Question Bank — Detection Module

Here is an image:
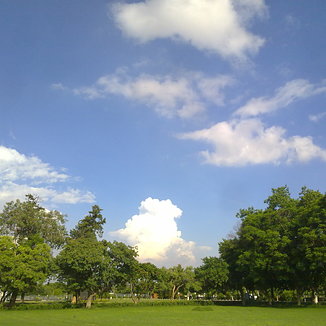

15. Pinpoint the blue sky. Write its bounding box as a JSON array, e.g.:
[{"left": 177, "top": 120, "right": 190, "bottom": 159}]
[{"left": 0, "top": 0, "right": 325, "bottom": 266}]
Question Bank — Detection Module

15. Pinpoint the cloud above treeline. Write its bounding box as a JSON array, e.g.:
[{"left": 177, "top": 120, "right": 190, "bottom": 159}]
[
  {"left": 0, "top": 146, "right": 95, "bottom": 208},
  {"left": 111, "top": 197, "right": 210, "bottom": 266},
  {"left": 112, "top": 0, "right": 267, "bottom": 62}
]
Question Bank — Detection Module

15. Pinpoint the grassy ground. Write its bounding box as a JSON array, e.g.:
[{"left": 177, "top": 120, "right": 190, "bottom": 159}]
[{"left": 1, "top": 305, "right": 325, "bottom": 326}]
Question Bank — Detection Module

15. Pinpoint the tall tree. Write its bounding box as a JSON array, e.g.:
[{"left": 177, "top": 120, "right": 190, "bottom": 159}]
[
  {"left": 56, "top": 205, "right": 109, "bottom": 308},
  {"left": 218, "top": 186, "right": 326, "bottom": 305},
  {"left": 70, "top": 205, "right": 105, "bottom": 240},
  {"left": 287, "top": 188, "right": 326, "bottom": 304},
  {"left": 0, "top": 194, "right": 66, "bottom": 248}
]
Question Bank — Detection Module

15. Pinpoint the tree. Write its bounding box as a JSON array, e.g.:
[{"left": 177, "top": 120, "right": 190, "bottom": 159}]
[
  {"left": 164, "top": 265, "right": 196, "bottom": 299},
  {"left": 129, "top": 262, "right": 160, "bottom": 300},
  {"left": 219, "top": 237, "right": 247, "bottom": 302},
  {"left": 0, "top": 195, "right": 65, "bottom": 306},
  {"left": 56, "top": 237, "right": 112, "bottom": 308},
  {"left": 70, "top": 205, "right": 105, "bottom": 240},
  {"left": 287, "top": 188, "right": 326, "bottom": 304},
  {"left": 0, "top": 236, "right": 52, "bottom": 306},
  {"left": 218, "top": 186, "right": 326, "bottom": 305},
  {"left": 195, "top": 257, "right": 228, "bottom": 298},
  {"left": 106, "top": 241, "right": 139, "bottom": 303},
  {"left": 0, "top": 194, "right": 66, "bottom": 248},
  {"left": 56, "top": 205, "right": 109, "bottom": 308}
]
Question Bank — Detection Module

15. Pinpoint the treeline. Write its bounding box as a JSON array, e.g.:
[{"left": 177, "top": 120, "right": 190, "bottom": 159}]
[{"left": 0, "top": 187, "right": 325, "bottom": 308}]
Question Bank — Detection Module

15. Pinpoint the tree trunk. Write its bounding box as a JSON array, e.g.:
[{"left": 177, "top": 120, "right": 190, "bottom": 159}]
[
  {"left": 8, "top": 291, "right": 18, "bottom": 308},
  {"left": 130, "top": 283, "right": 139, "bottom": 304},
  {"left": 171, "top": 285, "right": 176, "bottom": 300},
  {"left": 21, "top": 293, "right": 25, "bottom": 303},
  {"left": 296, "top": 289, "right": 303, "bottom": 306},
  {"left": 268, "top": 287, "right": 274, "bottom": 305},
  {"left": 240, "top": 287, "right": 246, "bottom": 306},
  {"left": 171, "top": 285, "right": 182, "bottom": 300},
  {"left": 0, "top": 291, "right": 7, "bottom": 303},
  {"left": 86, "top": 293, "right": 96, "bottom": 309}
]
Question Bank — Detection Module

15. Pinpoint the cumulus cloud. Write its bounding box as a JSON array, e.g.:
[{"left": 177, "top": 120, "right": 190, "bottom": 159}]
[
  {"left": 112, "top": 0, "right": 266, "bottom": 62},
  {"left": 72, "top": 71, "right": 233, "bottom": 119},
  {"left": 0, "top": 146, "right": 95, "bottom": 208},
  {"left": 111, "top": 197, "right": 209, "bottom": 266},
  {"left": 234, "top": 79, "right": 326, "bottom": 117},
  {"left": 179, "top": 118, "right": 326, "bottom": 166}
]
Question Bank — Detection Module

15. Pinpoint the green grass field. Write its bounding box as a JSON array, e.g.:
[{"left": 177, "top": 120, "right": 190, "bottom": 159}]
[{"left": 1, "top": 305, "right": 326, "bottom": 326}]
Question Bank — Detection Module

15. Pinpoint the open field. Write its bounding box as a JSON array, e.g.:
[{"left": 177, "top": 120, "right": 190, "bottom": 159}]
[{"left": 1, "top": 305, "right": 326, "bottom": 326}]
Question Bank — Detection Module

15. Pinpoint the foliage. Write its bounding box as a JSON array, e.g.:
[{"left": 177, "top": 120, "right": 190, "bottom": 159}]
[
  {"left": 195, "top": 257, "right": 228, "bottom": 296},
  {"left": 0, "top": 236, "right": 52, "bottom": 306},
  {"left": 162, "top": 265, "right": 197, "bottom": 299},
  {"left": 70, "top": 205, "right": 105, "bottom": 240},
  {"left": 0, "top": 194, "right": 66, "bottom": 249},
  {"left": 218, "top": 186, "right": 326, "bottom": 305}
]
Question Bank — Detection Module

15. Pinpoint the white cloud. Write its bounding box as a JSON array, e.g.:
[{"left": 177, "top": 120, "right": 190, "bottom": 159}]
[
  {"left": 112, "top": 0, "right": 266, "bottom": 62},
  {"left": 309, "top": 111, "right": 326, "bottom": 122},
  {"left": 51, "top": 83, "right": 68, "bottom": 91},
  {"left": 179, "top": 118, "right": 326, "bottom": 166},
  {"left": 111, "top": 197, "right": 208, "bottom": 266},
  {"left": 72, "top": 71, "right": 233, "bottom": 119},
  {"left": 0, "top": 146, "right": 95, "bottom": 208},
  {"left": 0, "top": 182, "right": 95, "bottom": 208},
  {"left": 0, "top": 146, "right": 68, "bottom": 184},
  {"left": 234, "top": 79, "right": 326, "bottom": 117}
]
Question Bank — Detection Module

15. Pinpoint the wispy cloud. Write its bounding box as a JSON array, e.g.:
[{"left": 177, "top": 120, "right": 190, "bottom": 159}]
[
  {"left": 309, "top": 111, "right": 326, "bottom": 122},
  {"left": 112, "top": 0, "right": 267, "bottom": 62},
  {"left": 0, "top": 146, "right": 95, "bottom": 208},
  {"left": 111, "top": 197, "right": 210, "bottom": 266},
  {"left": 179, "top": 118, "right": 326, "bottom": 166},
  {"left": 234, "top": 79, "right": 326, "bottom": 117},
  {"left": 59, "top": 70, "right": 234, "bottom": 119}
]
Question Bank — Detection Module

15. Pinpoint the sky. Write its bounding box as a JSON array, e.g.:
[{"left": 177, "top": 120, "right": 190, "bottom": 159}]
[{"left": 0, "top": 0, "right": 325, "bottom": 267}]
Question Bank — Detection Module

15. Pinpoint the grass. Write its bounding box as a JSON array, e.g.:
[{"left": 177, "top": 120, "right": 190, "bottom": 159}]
[{"left": 1, "top": 305, "right": 326, "bottom": 326}]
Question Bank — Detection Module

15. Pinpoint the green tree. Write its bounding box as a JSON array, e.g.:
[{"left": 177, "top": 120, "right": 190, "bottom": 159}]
[
  {"left": 0, "top": 194, "right": 66, "bottom": 248},
  {"left": 219, "top": 186, "right": 326, "bottom": 305},
  {"left": 56, "top": 205, "right": 109, "bottom": 308},
  {"left": 130, "top": 262, "right": 160, "bottom": 299},
  {"left": 0, "top": 236, "right": 52, "bottom": 306},
  {"left": 195, "top": 257, "right": 228, "bottom": 298},
  {"left": 219, "top": 237, "right": 247, "bottom": 302},
  {"left": 106, "top": 241, "right": 139, "bottom": 303},
  {"left": 164, "top": 265, "right": 196, "bottom": 299},
  {"left": 56, "top": 237, "right": 112, "bottom": 308},
  {"left": 287, "top": 188, "right": 326, "bottom": 304},
  {"left": 70, "top": 205, "right": 105, "bottom": 240}
]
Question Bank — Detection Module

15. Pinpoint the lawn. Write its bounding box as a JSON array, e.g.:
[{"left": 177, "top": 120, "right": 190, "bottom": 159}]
[{"left": 1, "top": 305, "right": 325, "bottom": 326}]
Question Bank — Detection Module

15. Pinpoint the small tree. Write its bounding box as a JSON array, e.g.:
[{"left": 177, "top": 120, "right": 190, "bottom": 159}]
[{"left": 195, "top": 257, "right": 228, "bottom": 298}]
